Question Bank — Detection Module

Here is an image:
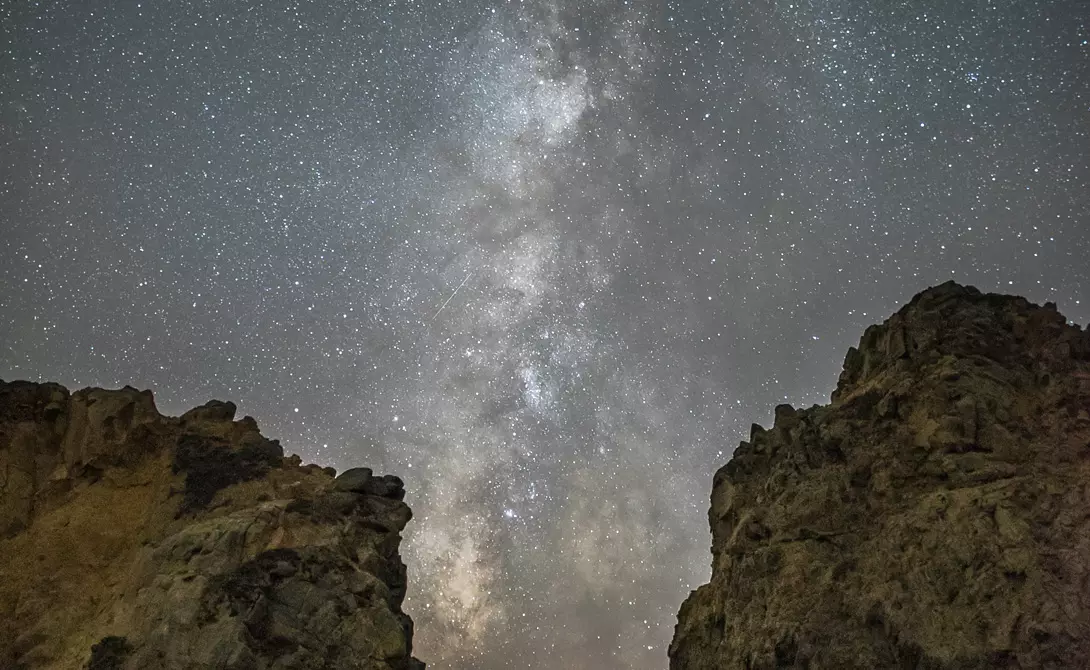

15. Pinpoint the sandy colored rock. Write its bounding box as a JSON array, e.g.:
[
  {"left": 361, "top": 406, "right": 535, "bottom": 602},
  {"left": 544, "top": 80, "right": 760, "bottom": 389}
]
[
  {"left": 0, "top": 381, "right": 423, "bottom": 669},
  {"left": 670, "top": 281, "right": 1090, "bottom": 669}
]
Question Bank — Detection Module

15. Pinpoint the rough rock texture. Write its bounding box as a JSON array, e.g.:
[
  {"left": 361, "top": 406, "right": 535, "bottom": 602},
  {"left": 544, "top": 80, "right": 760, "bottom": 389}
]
[
  {"left": 670, "top": 282, "right": 1090, "bottom": 669},
  {"left": 0, "top": 382, "right": 424, "bottom": 670}
]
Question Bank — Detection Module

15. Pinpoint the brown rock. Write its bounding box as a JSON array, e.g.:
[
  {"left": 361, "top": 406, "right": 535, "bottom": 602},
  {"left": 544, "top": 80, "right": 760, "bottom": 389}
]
[
  {"left": 0, "top": 382, "right": 424, "bottom": 669},
  {"left": 670, "top": 282, "right": 1090, "bottom": 669}
]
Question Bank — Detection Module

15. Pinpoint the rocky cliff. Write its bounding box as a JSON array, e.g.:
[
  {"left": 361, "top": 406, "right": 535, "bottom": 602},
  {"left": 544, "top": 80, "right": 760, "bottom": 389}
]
[
  {"left": 670, "top": 281, "right": 1090, "bottom": 669},
  {"left": 0, "top": 382, "right": 423, "bottom": 670}
]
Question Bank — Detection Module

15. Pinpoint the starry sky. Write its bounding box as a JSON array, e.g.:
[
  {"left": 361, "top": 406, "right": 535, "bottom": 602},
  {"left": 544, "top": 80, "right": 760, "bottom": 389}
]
[{"left": 2, "top": 0, "right": 1088, "bottom": 667}]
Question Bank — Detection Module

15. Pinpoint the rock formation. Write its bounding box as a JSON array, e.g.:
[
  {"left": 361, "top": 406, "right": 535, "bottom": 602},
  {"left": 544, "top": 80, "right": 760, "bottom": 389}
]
[
  {"left": 0, "top": 382, "right": 423, "bottom": 669},
  {"left": 670, "top": 281, "right": 1090, "bottom": 669}
]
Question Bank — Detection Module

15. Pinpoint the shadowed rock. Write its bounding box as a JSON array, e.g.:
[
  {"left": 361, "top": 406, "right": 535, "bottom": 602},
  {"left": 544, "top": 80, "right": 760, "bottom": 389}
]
[{"left": 335, "top": 468, "right": 407, "bottom": 501}]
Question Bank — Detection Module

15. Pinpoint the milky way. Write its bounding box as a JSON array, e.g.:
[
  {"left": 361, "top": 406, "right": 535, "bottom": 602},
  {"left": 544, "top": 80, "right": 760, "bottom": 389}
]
[{"left": 2, "top": 1, "right": 1087, "bottom": 668}]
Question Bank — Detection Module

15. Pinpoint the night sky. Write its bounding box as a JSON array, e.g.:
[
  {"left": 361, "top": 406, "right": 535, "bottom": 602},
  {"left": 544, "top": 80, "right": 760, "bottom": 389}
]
[{"left": 2, "top": 1, "right": 1088, "bottom": 667}]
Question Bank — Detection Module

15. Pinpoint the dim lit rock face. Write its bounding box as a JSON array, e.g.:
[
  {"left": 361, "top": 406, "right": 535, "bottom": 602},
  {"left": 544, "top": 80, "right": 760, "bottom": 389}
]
[
  {"left": 0, "top": 382, "right": 422, "bottom": 670},
  {"left": 671, "top": 282, "right": 1090, "bottom": 669}
]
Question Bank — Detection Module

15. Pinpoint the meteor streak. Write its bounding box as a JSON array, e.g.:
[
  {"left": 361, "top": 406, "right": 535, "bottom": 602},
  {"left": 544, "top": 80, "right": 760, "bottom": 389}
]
[{"left": 430, "top": 272, "right": 473, "bottom": 323}]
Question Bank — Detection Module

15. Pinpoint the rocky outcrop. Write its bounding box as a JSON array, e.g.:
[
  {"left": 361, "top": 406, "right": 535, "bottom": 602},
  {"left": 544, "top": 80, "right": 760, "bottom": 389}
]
[
  {"left": 670, "top": 282, "right": 1090, "bottom": 669},
  {"left": 0, "top": 382, "right": 423, "bottom": 670}
]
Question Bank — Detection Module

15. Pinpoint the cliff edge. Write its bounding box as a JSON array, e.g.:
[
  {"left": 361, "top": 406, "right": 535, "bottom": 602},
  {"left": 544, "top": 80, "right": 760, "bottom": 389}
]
[
  {"left": 670, "top": 281, "right": 1090, "bottom": 669},
  {"left": 0, "top": 382, "right": 423, "bottom": 670}
]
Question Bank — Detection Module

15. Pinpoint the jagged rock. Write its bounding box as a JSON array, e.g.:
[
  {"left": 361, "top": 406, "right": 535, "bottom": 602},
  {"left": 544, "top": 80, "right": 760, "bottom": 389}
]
[
  {"left": 334, "top": 469, "right": 406, "bottom": 501},
  {"left": 180, "top": 399, "right": 238, "bottom": 424},
  {"left": 670, "top": 282, "right": 1090, "bottom": 669},
  {"left": 0, "top": 381, "right": 424, "bottom": 670}
]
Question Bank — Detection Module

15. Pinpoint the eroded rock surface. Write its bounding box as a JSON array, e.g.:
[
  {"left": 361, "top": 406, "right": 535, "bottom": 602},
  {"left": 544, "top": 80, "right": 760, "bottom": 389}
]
[
  {"left": 670, "top": 281, "right": 1090, "bottom": 669},
  {"left": 0, "top": 382, "right": 423, "bottom": 670}
]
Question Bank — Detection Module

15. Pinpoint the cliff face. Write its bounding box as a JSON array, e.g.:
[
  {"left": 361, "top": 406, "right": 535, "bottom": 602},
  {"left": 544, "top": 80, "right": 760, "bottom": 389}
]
[
  {"left": 670, "top": 282, "right": 1090, "bottom": 669},
  {"left": 0, "top": 382, "right": 423, "bottom": 670}
]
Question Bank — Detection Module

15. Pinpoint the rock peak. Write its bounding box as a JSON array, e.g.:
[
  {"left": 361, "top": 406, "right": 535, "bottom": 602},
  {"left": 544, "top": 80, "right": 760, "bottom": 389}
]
[{"left": 833, "top": 281, "right": 1085, "bottom": 402}]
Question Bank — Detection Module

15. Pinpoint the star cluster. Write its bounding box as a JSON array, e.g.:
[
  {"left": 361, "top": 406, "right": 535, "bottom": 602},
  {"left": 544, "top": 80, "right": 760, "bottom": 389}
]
[{"left": 2, "top": 1, "right": 1087, "bottom": 668}]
